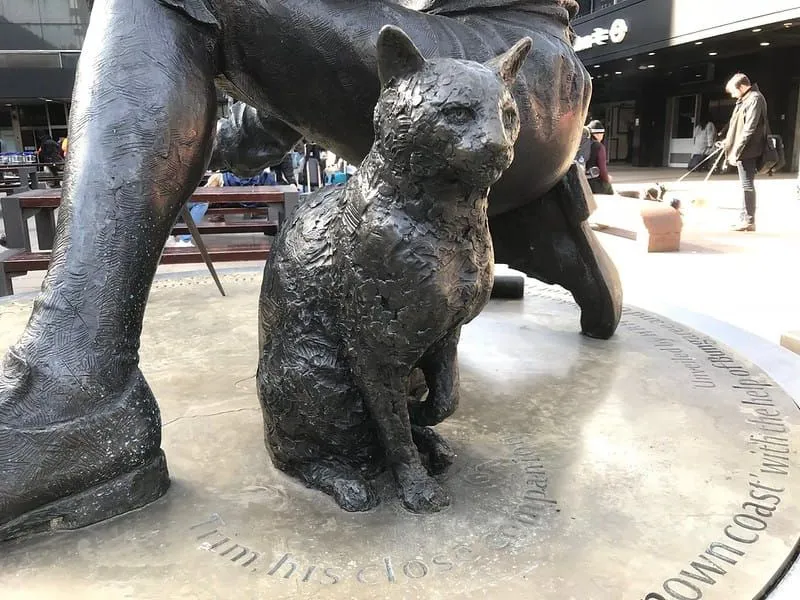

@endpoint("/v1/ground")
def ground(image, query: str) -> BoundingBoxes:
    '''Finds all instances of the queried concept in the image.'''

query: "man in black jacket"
[723,73,768,232]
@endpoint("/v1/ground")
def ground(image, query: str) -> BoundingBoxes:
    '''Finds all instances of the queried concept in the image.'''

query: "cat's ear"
[377,25,427,88]
[486,37,532,86]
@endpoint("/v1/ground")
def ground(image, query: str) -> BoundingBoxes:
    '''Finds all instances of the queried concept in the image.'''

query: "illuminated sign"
[574,19,629,52]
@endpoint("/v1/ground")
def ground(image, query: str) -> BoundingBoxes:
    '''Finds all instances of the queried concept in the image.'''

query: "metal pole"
[180,204,226,297]
[676,146,724,184]
[704,148,727,184]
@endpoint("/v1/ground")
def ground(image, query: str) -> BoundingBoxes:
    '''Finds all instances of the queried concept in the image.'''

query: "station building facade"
[574,0,800,170]
[0,0,89,152]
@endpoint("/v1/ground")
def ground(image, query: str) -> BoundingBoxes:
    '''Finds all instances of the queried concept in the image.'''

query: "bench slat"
[171,220,278,236]
[3,242,271,273]
[12,185,288,208]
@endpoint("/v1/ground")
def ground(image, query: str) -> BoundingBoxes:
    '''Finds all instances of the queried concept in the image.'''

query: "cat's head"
[374,26,531,189]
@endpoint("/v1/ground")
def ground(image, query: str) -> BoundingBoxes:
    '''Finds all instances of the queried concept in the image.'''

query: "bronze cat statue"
[257,26,530,513]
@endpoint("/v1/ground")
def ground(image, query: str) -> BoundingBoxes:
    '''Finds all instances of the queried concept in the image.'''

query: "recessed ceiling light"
[615,71,622,75]
[626,57,633,61]
[648,52,656,56]
[594,64,600,68]
[708,52,718,56]
[784,23,793,27]
[760,42,771,46]
[695,41,703,45]
[647,64,655,69]
[752,28,762,32]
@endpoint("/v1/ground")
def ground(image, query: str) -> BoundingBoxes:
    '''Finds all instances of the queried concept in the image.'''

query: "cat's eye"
[444,106,475,124]
[503,107,518,130]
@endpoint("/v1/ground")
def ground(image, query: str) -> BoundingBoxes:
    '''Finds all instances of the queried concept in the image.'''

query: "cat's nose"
[483,139,513,162]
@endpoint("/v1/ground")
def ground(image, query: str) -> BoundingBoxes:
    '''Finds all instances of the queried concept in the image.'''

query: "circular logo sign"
[609,19,629,44]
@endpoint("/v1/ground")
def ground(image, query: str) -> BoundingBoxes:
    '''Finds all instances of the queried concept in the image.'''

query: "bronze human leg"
[0,0,219,541]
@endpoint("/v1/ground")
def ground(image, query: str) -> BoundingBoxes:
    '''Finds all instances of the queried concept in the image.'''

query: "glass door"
[666,95,699,167]
[0,106,21,154]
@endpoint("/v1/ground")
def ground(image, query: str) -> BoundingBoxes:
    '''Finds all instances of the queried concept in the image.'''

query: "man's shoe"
[0,349,170,542]
[731,221,756,232]
[489,164,623,340]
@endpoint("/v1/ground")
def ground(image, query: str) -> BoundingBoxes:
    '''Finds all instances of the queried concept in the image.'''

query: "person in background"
[722,72,768,232]
[688,110,716,171]
[584,120,614,195]
[165,174,219,247]
[36,132,64,188]
[574,125,592,171]
[272,152,297,187]
[625,119,635,163]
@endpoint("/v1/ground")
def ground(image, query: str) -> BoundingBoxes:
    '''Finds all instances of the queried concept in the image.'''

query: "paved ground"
[2,274,798,599]
[2,166,799,346]
[604,166,800,346]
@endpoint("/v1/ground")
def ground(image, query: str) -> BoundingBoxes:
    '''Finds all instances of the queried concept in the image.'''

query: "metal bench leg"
[28,169,41,190]
[35,208,57,250]
[0,196,32,250]
[282,191,299,225]
[180,205,226,297]
[0,264,13,297]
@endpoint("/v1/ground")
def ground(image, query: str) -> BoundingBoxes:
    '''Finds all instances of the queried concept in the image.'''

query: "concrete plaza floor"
[1,273,799,599]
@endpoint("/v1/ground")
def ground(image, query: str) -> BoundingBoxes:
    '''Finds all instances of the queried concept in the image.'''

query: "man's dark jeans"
[736,158,757,224]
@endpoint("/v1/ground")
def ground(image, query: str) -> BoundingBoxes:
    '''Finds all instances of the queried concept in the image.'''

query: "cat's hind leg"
[283,459,378,513]
[410,329,460,427]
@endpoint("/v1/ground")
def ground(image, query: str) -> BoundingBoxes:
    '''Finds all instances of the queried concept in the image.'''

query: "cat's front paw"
[396,465,450,513]
[412,425,455,475]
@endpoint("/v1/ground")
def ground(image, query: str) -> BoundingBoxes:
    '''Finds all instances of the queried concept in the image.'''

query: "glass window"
[36,0,74,24]
[21,129,38,152]
[576,1,593,17]
[0,0,43,22]
[50,127,68,141]
[18,105,49,128]
[577,0,631,15]
[47,102,68,126]
[0,108,12,128]
[41,23,85,49]
[672,96,698,139]
[0,53,61,68]
[0,0,89,50]
[60,52,80,69]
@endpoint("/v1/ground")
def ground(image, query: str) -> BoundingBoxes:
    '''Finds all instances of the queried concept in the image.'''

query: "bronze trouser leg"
[12,0,218,383]
[0,0,218,534]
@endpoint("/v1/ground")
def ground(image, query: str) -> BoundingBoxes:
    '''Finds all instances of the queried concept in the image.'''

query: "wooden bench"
[1,242,271,296]
[0,163,64,194]
[1,186,297,252]
[588,194,683,252]
[171,219,278,236]
[0,185,298,295]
